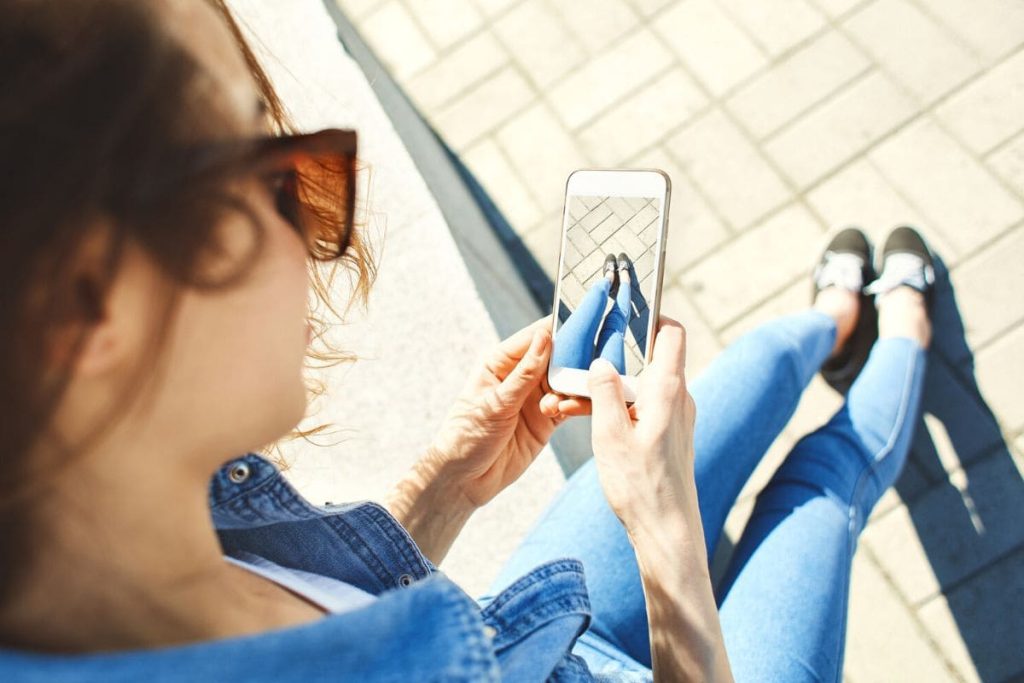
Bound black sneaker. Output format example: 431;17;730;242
813;227;878;395
602;253;618;277
864;226;936;310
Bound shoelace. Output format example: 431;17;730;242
814;250;864;292
863;252;935;297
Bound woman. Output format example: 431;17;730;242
0;1;936;681
552;253;635;374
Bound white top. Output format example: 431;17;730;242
225;551;378;614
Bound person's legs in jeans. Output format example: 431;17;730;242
594;277;632;374
717;308;928;680
551;278;611;371
487;310;837;668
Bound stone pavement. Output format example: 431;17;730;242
334;0;1024;680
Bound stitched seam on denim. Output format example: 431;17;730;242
425;579;500;681
481;559;587;618
848;342;919;535
315;513;396;588
357;502;432;580
490;595;592;651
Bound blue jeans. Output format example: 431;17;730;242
489;310;927;681
553;277;633;374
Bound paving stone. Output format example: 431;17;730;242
974;322;1024;434
719;0;826;58
843;0;981;105
923;0;1024;65
948;225;1024;349
491;0;586;88
649;159;730;281
765;70;916;188
936;49;1024;156
547;27;673;131
406;30;508;110
845;551;960;682
360;1;437;79
727;30;868;139
917;544;1024;683
404;0;484;50
433;65;534;150
807;160;930;241
472;0;518;18
658;284;722;375
652;0;767;96
682;203;824;330
461;136;543;228
578;68;707;166
862;448;1024;606
869;119;1024;259
523;217;566;281
629;0;675;18
719;275;809;345
812;0;864;19
907;349;1013;487
548;0;639;54
335;0;384;19
666;108;790;230
499;101;610;218
986;129;1024;197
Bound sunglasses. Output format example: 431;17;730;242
168;128;358;261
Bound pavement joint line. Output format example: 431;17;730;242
911;540;1024;611
867;437;1022;529
982;129;1024;168
438;86;541;157
859;542;965;679
757;65;879;145
488;97;590;209
394;0;447;54
904;0;996;65
567;61;681;137
864;141;1024;271
709;0;779;62
418;60;512;114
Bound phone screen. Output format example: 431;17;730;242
551;194;663;378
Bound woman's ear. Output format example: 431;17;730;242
46;222;132;379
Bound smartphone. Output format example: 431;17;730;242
547;168;671;404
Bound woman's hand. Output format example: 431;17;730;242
426;315;564;508
584;315;733;682
387;316;574;564
585;315;697;528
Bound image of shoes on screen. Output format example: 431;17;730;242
551;194;663;377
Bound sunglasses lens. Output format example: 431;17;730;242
286;151;354;260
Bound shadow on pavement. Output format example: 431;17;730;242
897;255;1023;683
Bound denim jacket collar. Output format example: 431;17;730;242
0;453;595;682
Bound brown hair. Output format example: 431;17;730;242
0;0;376;601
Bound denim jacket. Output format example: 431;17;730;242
0;453;608;682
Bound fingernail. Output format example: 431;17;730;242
589;358;612;372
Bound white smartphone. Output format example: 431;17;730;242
547;168;671;404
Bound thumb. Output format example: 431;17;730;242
587;358;632;437
494;329;549;409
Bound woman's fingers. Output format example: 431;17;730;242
588;358;633;437
649;315;687;377
485;316;553;381
538;393;591;417
495;328;551;408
